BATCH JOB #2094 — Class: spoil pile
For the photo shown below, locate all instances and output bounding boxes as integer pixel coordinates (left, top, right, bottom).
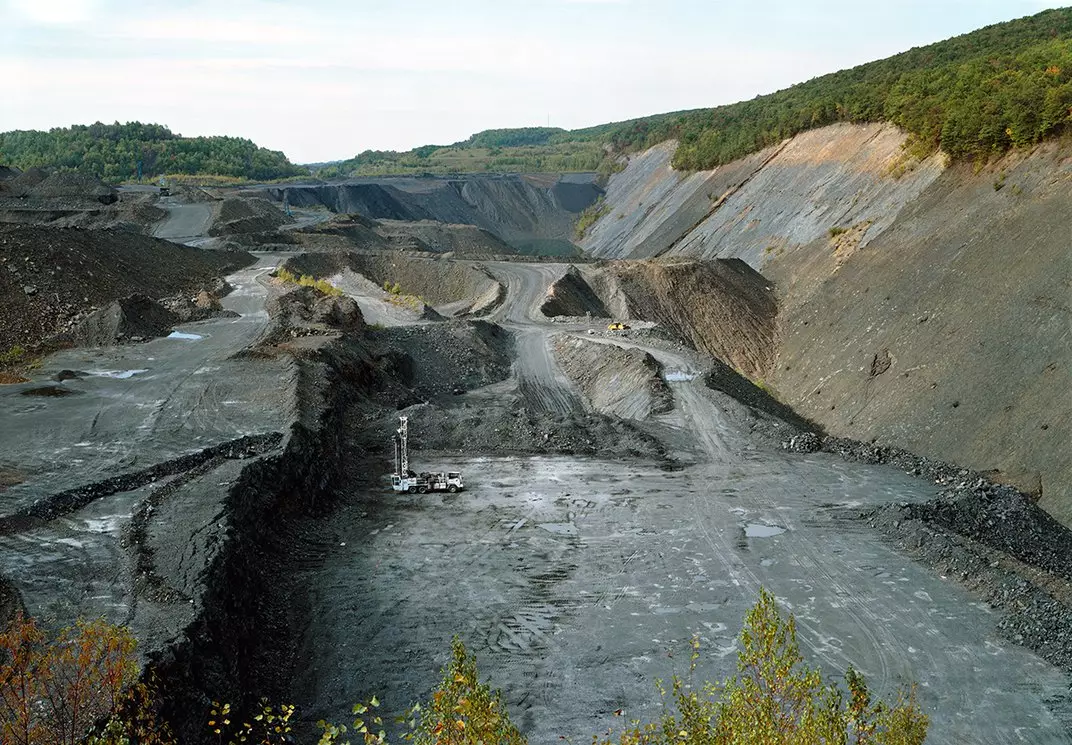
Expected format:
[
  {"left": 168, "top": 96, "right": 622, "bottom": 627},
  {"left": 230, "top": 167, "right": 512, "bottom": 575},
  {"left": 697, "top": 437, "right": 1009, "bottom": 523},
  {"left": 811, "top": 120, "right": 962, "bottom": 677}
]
[
  {"left": 540, "top": 266, "right": 609, "bottom": 318},
  {"left": 28, "top": 172, "right": 118, "bottom": 204},
  {"left": 0, "top": 226, "right": 253, "bottom": 353},
  {"left": 209, "top": 197, "right": 288, "bottom": 237},
  {"left": 265, "top": 286, "right": 364, "bottom": 340},
  {"left": 553, "top": 335, "right": 672, "bottom": 420},
  {"left": 63, "top": 294, "right": 180, "bottom": 346}
]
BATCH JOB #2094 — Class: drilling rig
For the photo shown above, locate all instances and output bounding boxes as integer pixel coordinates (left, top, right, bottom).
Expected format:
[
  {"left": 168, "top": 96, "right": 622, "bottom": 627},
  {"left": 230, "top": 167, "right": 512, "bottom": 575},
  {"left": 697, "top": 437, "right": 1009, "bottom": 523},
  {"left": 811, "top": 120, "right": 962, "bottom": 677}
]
[{"left": 390, "top": 416, "right": 464, "bottom": 494}]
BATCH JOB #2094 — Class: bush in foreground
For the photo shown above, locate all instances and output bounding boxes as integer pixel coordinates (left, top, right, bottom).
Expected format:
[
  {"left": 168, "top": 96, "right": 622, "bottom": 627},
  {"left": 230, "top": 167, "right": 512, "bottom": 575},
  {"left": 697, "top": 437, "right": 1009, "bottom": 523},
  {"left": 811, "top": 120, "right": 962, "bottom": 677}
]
[{"left": 0, "top": 590, "right": 928, "bottom": 744}]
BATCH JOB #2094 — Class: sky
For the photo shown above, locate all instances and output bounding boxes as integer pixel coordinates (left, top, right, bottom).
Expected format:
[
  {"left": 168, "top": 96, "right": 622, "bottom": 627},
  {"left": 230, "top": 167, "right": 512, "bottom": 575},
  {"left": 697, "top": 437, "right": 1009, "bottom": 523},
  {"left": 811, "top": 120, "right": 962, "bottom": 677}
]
[{"left": 2, "top": 0, "right": 1068, "bottom": 163}]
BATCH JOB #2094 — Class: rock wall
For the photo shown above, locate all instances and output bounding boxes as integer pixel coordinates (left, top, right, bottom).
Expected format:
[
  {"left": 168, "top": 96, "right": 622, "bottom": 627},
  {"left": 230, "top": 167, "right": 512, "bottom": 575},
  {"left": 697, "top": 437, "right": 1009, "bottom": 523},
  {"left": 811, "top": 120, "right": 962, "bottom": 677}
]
[
  {"left": 583, "top": 123, "right": 1072, "bottom": 527},
  {"left": 582, "top": 123, "right": 943, "bottom": 268},
  {"left": 266, "top": 173, "right": 602, "bottom": 247}
]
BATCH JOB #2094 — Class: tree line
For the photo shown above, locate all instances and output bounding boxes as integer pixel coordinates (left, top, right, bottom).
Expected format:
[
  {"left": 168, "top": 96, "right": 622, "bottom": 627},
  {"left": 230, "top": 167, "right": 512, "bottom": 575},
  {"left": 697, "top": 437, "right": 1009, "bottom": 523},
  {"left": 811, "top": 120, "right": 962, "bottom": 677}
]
[{"left": 0, "top": 121, "right": 307, "bottom": 183}]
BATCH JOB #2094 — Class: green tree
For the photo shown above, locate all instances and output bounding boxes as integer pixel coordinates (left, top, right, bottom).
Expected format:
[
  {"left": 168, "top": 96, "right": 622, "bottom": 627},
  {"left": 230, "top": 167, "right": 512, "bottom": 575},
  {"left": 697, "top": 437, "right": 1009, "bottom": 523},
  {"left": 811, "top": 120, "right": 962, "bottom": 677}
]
[{"left": 601, "top": 589, "right": 928, "bottom": 745}]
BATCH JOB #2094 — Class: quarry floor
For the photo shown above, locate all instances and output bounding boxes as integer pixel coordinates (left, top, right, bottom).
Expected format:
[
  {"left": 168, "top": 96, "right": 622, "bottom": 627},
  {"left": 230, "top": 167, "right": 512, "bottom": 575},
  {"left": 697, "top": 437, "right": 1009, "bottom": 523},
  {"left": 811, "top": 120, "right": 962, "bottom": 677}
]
[{"left": 290, "top": 262, "right": 1072, "bottom": 744}]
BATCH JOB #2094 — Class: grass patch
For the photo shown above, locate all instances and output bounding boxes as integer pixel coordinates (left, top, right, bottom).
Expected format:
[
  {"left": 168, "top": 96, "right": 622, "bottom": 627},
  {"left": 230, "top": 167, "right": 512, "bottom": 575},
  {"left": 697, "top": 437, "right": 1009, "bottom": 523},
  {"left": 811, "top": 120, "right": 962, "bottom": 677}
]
[
  {"left": 574, "top": 198, "right": 610, "bottom": 239},
  {"left": 275, "top": 268, "right": 342, "bottom": 296}
]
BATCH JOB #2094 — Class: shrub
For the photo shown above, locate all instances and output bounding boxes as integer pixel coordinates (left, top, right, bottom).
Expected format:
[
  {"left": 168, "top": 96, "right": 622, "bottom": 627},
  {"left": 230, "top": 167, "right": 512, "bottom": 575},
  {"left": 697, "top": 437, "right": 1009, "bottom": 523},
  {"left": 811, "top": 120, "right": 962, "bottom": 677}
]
[
  {"left": 598, "top": 589, "right": 928, "bottom": 745},
  {"left": 828, "top": 226, "right": 848, "bottom": 238},
  {"left": 0, "top": 345, "right": 26, "bottom": 366},
  {"left": 574, "top": 199, "right": 610, "bottom": 239},
  {"left": 276, "top": 268, "right": 342, "bottom": 297},
  {"left": 0, "top": 614, "right": 139, "bottom": 745}
]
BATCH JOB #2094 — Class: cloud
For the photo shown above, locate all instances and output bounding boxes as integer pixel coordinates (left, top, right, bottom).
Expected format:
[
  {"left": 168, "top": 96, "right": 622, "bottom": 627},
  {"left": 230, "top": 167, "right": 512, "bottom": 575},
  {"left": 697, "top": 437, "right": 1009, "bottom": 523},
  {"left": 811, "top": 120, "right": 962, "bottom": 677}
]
[{"left": 7, "top": 0, "right": 98, "bottom": 24}]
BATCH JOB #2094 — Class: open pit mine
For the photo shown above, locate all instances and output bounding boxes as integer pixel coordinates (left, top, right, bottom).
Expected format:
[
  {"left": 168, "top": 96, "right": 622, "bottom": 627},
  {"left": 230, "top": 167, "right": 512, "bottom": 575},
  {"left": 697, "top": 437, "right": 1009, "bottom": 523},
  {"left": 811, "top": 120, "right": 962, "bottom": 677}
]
[{"left": 1, "top": 125, "right": 1070, "bottom": 744}]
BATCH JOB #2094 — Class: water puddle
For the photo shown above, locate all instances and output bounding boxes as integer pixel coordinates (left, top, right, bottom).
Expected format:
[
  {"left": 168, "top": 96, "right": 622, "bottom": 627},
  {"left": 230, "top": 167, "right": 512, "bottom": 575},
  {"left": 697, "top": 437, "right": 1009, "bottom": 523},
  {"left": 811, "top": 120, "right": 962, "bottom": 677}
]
[
  {"left": 167, "top": 331, "right": 204, "bottom": 341},
  {"left": 745, "top": 523, "right": 786, "bottom": 538},
  {"left": 664, "top": 370, "right": 698, "bottom": 382},
  {"left": 86, "top": 369, "right": 149, "bottom": 379}
]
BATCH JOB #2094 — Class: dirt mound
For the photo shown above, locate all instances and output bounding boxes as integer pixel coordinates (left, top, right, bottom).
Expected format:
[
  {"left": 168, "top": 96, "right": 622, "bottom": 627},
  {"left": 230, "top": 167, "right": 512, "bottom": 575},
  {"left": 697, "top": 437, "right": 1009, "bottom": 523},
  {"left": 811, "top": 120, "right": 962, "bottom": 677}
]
[
  {"left": 0, "top": 166, "right": 20, "bottom": 181},
  {"left": 554, "top": 335, "right": 672, "bottom": 420},
  {"left": 286, "top": 251, "right": 504, "bottom": 317},
  {"left": 266, "top": 285, "right": 364, "bottom": 339},
  {"left": 585, "top": 258, "right": 777, "bottom": 378},
  {"left": 63, "top": 294, "right": 180, "bottom": 346},
  {"left": 29, "top": 172, "right": 118, "bottom": 204},
  {"left": 173, "top": 185, "right": 221, "bottom": 203},
  {"left": 540, "top": 266, "right": 609, "bottom": 318},
  {"left": 11, "top": 167, "right": 49, "bottom": 191},
  {"left": 0, "top": 226, "right": 253, "bottom": 353},
  {"left": 209, "top": 197, "right": 288, "bottom": 237}
]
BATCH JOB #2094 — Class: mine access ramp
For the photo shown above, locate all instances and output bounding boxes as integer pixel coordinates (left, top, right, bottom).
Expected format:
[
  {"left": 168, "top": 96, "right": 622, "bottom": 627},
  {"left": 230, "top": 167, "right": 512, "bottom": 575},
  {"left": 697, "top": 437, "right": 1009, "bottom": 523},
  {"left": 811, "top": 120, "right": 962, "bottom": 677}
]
[{"left": 391, "top": 416, "right": 464, "bottom": 494}]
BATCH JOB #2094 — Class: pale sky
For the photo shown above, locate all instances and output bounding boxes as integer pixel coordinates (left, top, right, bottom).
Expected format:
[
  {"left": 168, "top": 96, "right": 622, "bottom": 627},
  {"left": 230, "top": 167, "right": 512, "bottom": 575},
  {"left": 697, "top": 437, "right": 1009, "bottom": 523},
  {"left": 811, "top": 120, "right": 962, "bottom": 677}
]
[{"left": 1, "top": 1, "right": 1067, "bottom": 163}]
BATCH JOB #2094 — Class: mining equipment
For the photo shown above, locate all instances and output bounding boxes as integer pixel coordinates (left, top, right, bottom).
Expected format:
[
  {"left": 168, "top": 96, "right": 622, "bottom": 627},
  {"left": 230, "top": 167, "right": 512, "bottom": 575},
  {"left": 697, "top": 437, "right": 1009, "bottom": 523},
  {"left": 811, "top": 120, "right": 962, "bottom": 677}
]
[{"left": 390, "top": 416, "right": 464, "bottom": 494}]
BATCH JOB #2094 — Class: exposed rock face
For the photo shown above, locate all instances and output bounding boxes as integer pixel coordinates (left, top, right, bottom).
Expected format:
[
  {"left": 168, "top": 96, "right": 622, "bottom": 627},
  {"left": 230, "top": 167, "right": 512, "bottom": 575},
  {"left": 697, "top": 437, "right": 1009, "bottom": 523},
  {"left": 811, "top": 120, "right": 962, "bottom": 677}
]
[
  {"left": 582, "top": 123, "right": 943, "bottom": 266},
  {"left": 264, "top": 173, "right": 602, "bottom": 248},
  {"left": 581, "top": 122, "right": 1072, "bottom": 527},
  {"left": 540, "top": 266, "right": 609, "bottom": 318},
  {"left": 582, "top": 258, "right": 778, "bottom": 379}
]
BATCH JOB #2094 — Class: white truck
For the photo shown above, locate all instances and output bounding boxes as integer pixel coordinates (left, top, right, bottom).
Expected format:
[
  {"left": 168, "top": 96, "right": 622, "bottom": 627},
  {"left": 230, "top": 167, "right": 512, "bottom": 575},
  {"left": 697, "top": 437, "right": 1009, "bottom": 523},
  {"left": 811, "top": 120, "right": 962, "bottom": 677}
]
[
  {"left": 390, "top": 416, "right": 464, "bottom": 494},
  {"left": 390, "top": 471, "right": 464, "bottom": 494}
]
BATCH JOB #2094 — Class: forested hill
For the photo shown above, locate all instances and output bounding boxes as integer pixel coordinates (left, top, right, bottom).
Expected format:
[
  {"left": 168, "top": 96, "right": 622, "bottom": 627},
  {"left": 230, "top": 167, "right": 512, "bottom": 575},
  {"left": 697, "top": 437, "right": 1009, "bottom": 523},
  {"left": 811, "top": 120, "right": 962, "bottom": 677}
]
[
  {"left": 606, "top": 6, "right": 1072, "bottom": 170},
  {"left": 0, "top": 122, "right": 307, "bottom": 183},
  {"left": 320, "top": 7, "right": 1072, "bottom": 178}
]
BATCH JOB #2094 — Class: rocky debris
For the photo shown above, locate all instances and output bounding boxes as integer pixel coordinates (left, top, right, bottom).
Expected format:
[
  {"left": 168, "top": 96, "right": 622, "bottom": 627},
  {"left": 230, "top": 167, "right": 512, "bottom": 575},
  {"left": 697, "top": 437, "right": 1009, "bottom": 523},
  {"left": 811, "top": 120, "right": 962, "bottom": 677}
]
[
  {"left": 553, "top": 335, "right": 672, "bottom": 420},
  {"left": 62, "top": 293, "right": 180, "bottom": 347},
  {"left": 28, "top": 171, "right": 118, "bottom": 204},
  {"left": 8, "top": 166, "right": 49, "bottom": 195},
  {"left": 367, "top": 321, "right": 512, "bottom": 401},
  {"left": 791, "top": 432, "right": 1072, "bottom": 675},
  {"left": 209, "top": 197, "right": 288, "bottom": 237},
  {"left": 0, "top": 225, "right": 253, "bottom": 354},
  {"left": 540, "top": 266, "right": 609, "bottom": 318},
  {"left": 261, "top": 285, "right": 365, "bottom": 346},
  {"left": 783, "top": 431, "right": 822, "bottom": 453},
  {"left": 161, "top": 281, "right": 240, "bottom": 323}
]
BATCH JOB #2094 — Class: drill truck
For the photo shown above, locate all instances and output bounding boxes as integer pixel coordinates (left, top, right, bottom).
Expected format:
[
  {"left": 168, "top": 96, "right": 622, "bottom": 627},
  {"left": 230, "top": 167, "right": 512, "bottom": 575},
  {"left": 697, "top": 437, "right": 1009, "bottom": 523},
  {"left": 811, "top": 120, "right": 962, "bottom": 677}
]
[{"left": 390, "top": 416, "right": 464, "bottom": 494}]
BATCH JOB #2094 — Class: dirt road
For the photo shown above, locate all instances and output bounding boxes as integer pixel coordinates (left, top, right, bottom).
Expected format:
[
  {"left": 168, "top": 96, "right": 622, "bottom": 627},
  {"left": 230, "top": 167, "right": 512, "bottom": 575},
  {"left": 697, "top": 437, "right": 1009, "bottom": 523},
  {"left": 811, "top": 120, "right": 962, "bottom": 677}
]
[{"left": 290, "top": 262, "right": 1072, "bottom": 743}]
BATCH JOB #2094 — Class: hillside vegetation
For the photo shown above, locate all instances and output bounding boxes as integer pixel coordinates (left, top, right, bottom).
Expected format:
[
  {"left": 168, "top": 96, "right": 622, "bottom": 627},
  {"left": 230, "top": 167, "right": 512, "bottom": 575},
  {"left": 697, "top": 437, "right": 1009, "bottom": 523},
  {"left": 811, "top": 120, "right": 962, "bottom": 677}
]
[
  {"left": 319, "top": 7, "right": 1072, "bottom": 177},
  {"left": 0, "top": 122, "right": 308, "bottom": 183}
]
